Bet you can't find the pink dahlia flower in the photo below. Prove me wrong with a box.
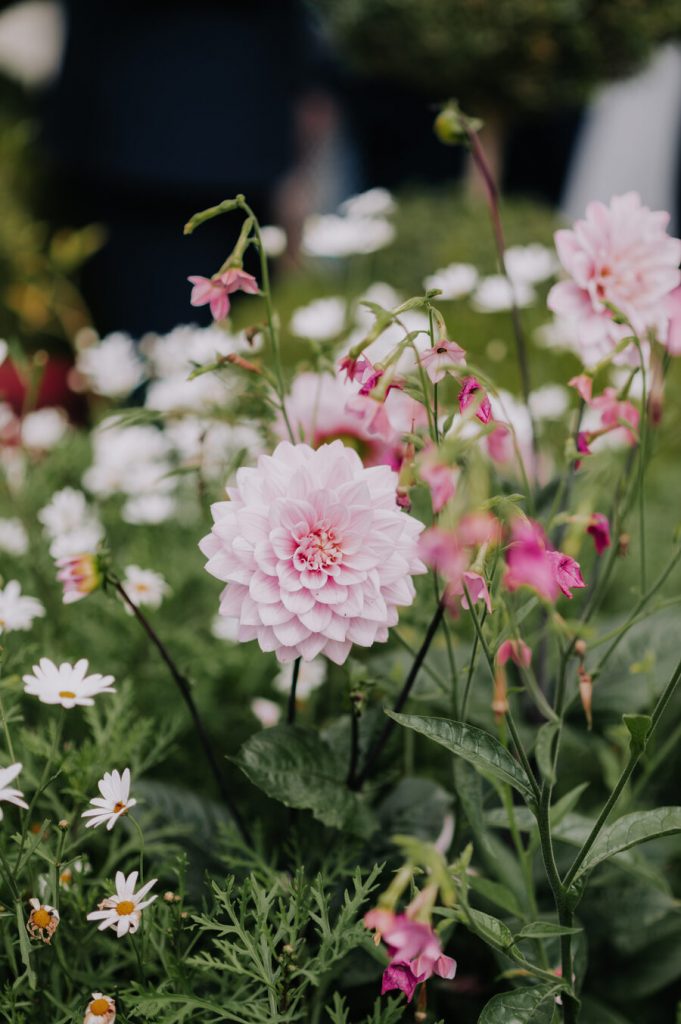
[188,268,259,321]
[548,192,681,365]
[200,441,426,664]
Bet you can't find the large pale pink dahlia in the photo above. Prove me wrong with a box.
[200,440,426,664]
[548,192,681,365]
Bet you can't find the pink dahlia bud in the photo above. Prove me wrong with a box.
[459,376,492,424]
[187,268,259,321]
[56,553,102,605]
[200,440,426,664]
[548,192,681,364]
[419,339,466,384]
[586,513,611,555]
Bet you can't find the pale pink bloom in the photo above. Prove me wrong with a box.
[419,446,458,512]
[590,387,639,446]
[548,551,586,599]
[497,638,532,668]
[459,377,492,424]
[457,512,502,549]
[665,286,681,356]
[548,192,681,365]
[418,528,467,582]
[200,441,426,665]
[486,423,512,463]
[188,268,259,321]
[419,340,466,384]
[504,519,560,603]
[587,513,611,555]
[56,553,102,604]
[460,571,492,613]
[568,374,593,403]
[338,353,375,385]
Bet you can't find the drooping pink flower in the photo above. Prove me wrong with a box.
[548,551,586,599]
[418,528,467,582]
[419,445,458,513]
[576,431,592,464]
[419,340,466,384]
[200,441,426,664]
[568,374,593,403]
[665,286,681,356]
[459,377,492,424]
[586,513,611,555]
[457,512,502,549]
[486,423,513,464]
[364,909,457,1002]
[497,638,532,668]
[460,571,492,613]
[338,353,374,384]
[56,553,102,605]
[504,519,559,602]
[188,268,259,321]
[590,387,639,446]
[548,192,681,365]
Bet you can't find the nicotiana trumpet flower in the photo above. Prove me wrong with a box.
[188,268,259,321]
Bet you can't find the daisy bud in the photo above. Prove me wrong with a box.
[56,552,102,604]
[58,819,70,830]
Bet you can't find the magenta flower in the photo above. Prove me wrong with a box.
[586,513,611,555]
[419,340,466,384]
[338,353,374,384]
[459,377,492,424]
[504,519,559,603]
[591,388,639,446]
[548,192,681,364]
[548,551,586,599]
[364,909,457,1003]
[188,268,259,321]
[200,440,426,664]
[460,571,492,613]
[497,638,532,668]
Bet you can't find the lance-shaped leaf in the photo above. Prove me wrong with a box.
[573,806,681,881]
[478,984,563,1023]
[387,712,536,801]
[516,921,582,939]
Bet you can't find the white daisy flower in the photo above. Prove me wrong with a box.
[0,762,28,819]
[338,187,396,219]
[23,658,116,709]
[0,580,45,633]
[21,407,68,450]
[76,332,145,398]
[289,297,347,340]
[260,224,287,258]
[120,566,170,612]
[0,517,29,555]
[471,274,535,312]
[27,898,60,943]
[38,487,101,539]
[87,871,157,937]
[81,768,137,831]
[505,243,558,285]
[302,213,394,258]
[83,993,116,1023]
[423,263,479,299]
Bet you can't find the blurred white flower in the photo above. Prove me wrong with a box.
[250,697,282,728]
[49,524,104,560]
[260,224,287,257]
[355,282,403,324]
[0,339,8,366]
[303,214,394,258]
[528,385,570,421]
[145,371,234,414]
[38,487,96,537]
[471,275,535,312]
[120,565,170,611]
[273,659,326,700]
[0,762,28,819]
[505,244,558,285]
[534,317,582,356]
[122,493,176,525]
[610,367,645,400]
[76,333,145,398]
[423,263,479,299]
[0,517,28,555]
[21,407,68,450]
[289,297,347,340]
[211,614,240,642]
[342,307,431,374]
[0,580,45,633]
[23,658,116,708]
[338,187,396,219]
[165,418,263,480]
[81,768,137,831]
[83,421,174,499]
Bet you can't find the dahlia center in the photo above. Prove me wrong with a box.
[116,900,135,916]
[293,527,343,572]
[90,999,110,1015]
[59,690,76,699]
[32,908,51,929]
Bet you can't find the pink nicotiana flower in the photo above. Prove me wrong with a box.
[419,445,458,513]
[590,387,639,446]
[547,550,586,599]
[200,441,426,665]
[497,638,532,668]
[548,192,681,365]
[419,340,466,384]
[418,528,492,615]
[504,519,586,602]
[338,353,374,384]
[586,513,611,555]
[460,571,492,613]
[188,268,259,321]
[459,376,492,424]
[364,909,457,1003]
[568,374,593,403]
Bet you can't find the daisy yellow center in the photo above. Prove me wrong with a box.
[90,998,110,1015]
[116,900,135,916]
[293,527,342,572]
[113,801,127,814]
[32,908,51,928]
[59,690,77,699]
[135,582,150,592]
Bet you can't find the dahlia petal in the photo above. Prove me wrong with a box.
[321,639,353,665]
[280,588,316,614]
[315,579,349,605]
[249,572,282,604]
[273,618,312,646]
[299,604,332,632]
[296,632,328,660]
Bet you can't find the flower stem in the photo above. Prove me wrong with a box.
[346,700,361,788]
[287,658,301,726]
[111,579,251,846]
[351,599,445,789]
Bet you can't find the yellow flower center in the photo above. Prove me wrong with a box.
[113,801,127,814]
[135,583,150,592]
[32,908,51,929]
[58,690,77,699]
[90,998,110,1015]
[116,900,135,916]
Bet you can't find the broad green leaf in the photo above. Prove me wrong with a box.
[377,777,451,843]
[622,713,652,752]
[387,712,536,801]
[574,806,681,880]
[535,722,559,784]
[516,922,582,940]
[478,984,561,1023]
[467,908,515,950]
[233,725,374,836]
[469,876,524,919]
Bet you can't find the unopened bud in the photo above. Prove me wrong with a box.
[578,666,593,730]
[163,891,175,903]
[244,324,263,346]
[574,639,587,659]
[492,667,509,720]
[396,486,411,511]
[618,533,630,557]
[58,819,69,831]
[225,352,261,374]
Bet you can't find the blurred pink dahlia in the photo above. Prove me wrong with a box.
[200,440,426,664]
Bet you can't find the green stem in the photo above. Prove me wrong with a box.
[287,658,301,726]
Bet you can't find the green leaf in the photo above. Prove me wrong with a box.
[468,876,524,919]
[467,908,516,951]
[516,922,582,940]
[387,712,536,801]
[574,806,681,880]
[535,722,559,784]
[233,725,374,836]
[622,713,652,752]
[478,985,562,1023]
